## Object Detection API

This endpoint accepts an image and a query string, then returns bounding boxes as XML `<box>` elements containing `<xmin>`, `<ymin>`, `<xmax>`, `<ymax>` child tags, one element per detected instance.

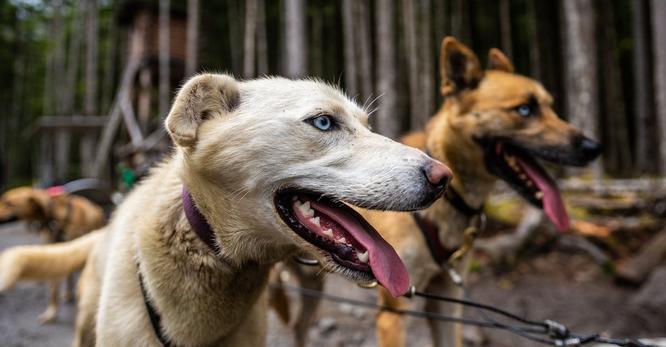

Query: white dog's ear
<box><xmin>165</xmin><ymin>73</ymin><xmax>240</xmax><ymax>147</ymax></box>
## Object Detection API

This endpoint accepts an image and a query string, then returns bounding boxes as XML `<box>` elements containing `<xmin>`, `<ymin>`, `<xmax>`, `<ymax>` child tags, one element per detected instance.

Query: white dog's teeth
<box><xmin>338</xmin><ymin>237</ymin><xmax>346</xmax><ymax>244</ymax></box>
<box><xmin>297</xmin><ymin>201</ymin><xmax>315</xmax><ymax>217</ymax></box>
<box><xmin>535</xmin><ymin>191</ymin><xmax>544</xmax><ymax>199</ymax></box>
<box><xmin>323</xmin><ymin>229</ymin><xmax>334</xmax><ymax>237</ymax></box>
<box><xmin>292</xmin><ymin>196</ymin><xmax>298</xmax><ymax>202</ymax></box>
<box><xmin>357</xmin><ymin>251</ymin><xmax>369</xmax><ymax>263</ymax></box>
<box><xmin>310</xmin><ymin>217</ymin><xmax>320</xmax><ymax>227</ymax></box>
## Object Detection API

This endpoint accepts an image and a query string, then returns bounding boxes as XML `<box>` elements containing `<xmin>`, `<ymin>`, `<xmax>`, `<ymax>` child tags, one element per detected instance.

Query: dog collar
<box><xmin>412</xmin><ymin>212</ymin><xmax>458</xmax><ymax>266</ymax></box>
<box><xmin>444</xmin><ymin>186</ymin><xmax>483</xmax><ymax>218</ymax></box>
<box><xmin>182</xmin><ymin>186</ymin><xmax>219</xmax><ymax>253</ymax></box>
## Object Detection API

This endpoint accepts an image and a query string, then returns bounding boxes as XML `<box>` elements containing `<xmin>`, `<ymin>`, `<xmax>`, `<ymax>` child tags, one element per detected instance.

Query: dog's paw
<box><xmin>38</xmin><ymin>306</ymin><xmax>57</xmax><ymax>324</ymax></box>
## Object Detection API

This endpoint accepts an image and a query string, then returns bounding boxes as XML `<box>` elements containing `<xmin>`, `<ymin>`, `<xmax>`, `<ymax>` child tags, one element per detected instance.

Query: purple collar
<box><xmin>182</xmin><ymin>186</ymin><xmax>219</xmax><ymax>253</ymax></box>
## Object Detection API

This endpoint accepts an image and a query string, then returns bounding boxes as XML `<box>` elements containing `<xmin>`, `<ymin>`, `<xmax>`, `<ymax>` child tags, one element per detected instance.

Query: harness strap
<box><xmin>412</xmin><ymin>212</ymin><xmax>458</xmax><ymax>266</ymax></box>
<box><xmin>137</xmin><ymin>185</ymin><xmax>217</xmax><ymax>347</ymax></box>
<box><xmin>138</xmin><ymin>271</ymin><xmax>176</xmax><ymax>347</ymax></box>
<box><xmin>444</xmin><ymin>187</ymin><xmax>482</xmax><ymax>218</ymax></box>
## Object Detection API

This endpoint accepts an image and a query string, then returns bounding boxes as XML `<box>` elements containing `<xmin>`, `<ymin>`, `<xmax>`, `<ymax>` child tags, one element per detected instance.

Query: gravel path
<box><xmin>1</xmin><ymin>222</ymin><xmax>664</xmax><ymax>346</ymax></box>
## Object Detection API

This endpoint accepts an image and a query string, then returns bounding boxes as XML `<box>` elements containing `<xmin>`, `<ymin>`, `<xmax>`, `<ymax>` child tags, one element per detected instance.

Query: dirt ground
<box><xmin>1</xmin><ymin>221</ymin><xmax>665</xmax><ymax>347</ymax></box>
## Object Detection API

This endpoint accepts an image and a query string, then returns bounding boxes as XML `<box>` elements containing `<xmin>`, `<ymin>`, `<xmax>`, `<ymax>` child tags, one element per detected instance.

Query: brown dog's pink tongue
<box><xmin>516</xmin><ymin>159</ymin><xmax>570</xmax><ymax>232</ymax></box>
<box><xmin>310</xmin><ymin>201</ymin><xmax>410</xmax><ymax>297</ymax></box>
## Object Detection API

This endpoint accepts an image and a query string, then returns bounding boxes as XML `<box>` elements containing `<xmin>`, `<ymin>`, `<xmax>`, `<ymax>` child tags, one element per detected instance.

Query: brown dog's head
<box><xmin>433</xmin><ymin>37</ymin><xmax>602</xmax><ymax>231</ymax></box>
<box><xmin>0</xmin><ymin>187</ymin><xmax>50</xmax><ymax>224</ymax></box>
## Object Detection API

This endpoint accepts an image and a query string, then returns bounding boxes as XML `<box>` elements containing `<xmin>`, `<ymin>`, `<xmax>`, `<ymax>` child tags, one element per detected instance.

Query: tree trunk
<box><xmin>402</xmin><ymin>0</ymin><xmax>422</xmax><ymax>130</ymax></box>
<box><xmin>374</xmin><ymin>0</ymin><xmax>400</xmax><ymax>139</ymax></box>
<box><xmin>419</xmin><ymin>0</ymin><xmax>435</xmax><ymax>125</ymax></box>
<box><xmin>185</xmin><ymin>0</ymin><xmax>199</xmax><ymax>77</ymax></box>
<box><xmin>227</xmin><ymin>0</ymin><xmax>242</xmax><ymax>75</ymax></box>
<box><xmin>355</xmin><ymin>0</ymin><xmax>373</xmax><ymax>101</ymax></box>
<box><xmin>433</xmin><ymin>0</ymin><xmax>448</xmax><ymax>46</ymax></box>
<box><xmin>159</xmin><ymin>0</ymin><xmax>170</xmax><ymax>119</ymax></box>
<box><xmin>243</xmin><ymin>0</ymin><xmax>257</xmax><ymax>78</ymax></box>
<box><xmin>81</xmin><ymin>0</ymin><xmax>99</xmax><ymax>177</ymax></box>
<box><xmin>527</xmin><ymin>0</ymin><xmax>541</xmax><ymax>80</ymax></box>
<box><xmin>598</xmin><ymin>0</ymin><xmax>631</xmax><ymax>176</ymax></box>
<box><xmin>341</xmin><ymin>0</ymin><xmax>358</xmax><ymax>97</ymax></box>
<box><xmin>283</xmin><ymin>0</ymin><xmax>307</xmax><ymax>78</ymax></box>
<box><xmin>256</xmin><ymin>0</ymin><xmax>268</xmax><ymax>75</ymax></box>
<box><xmin>101</xmin><ymin>11</ymin><xmax>117</xmax><ymax>113</ymax></box>
<box><xmin>634</xmin><ymin>0</ymin><xmax>656</xmax><ymax>174</ymax></box>
<box><xmin>451</xmin><ymin>0</ymin><xmax>471</xmax><ymax>45</ymax></box>
<box><xmin>651</xmin><ymin>0</ymin><xmax>666</xmax><ymax>174</ymax></box>
<box><xmin>499</xmin><ymin>0</ymin><xmax>512</xmax><ymax>60</ymax></box>
<box><xmin>561</xmin><ymin>0</ymin><xmax>601</xmax><ymax>177</ymax></box>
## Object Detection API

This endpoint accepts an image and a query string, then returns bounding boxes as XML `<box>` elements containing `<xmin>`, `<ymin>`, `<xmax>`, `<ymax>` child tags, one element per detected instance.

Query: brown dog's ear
<box><xmin>27</xmin><ymin>191</ymin><xmax>50</xmax><ymax>220</ymax></box>
<box><xmin>439</xmin><ymin>37</ymin><xmax>483</xmax><ymax>96</ymax></box>
<box><xmin>487</xmin><ymin>48</ymin><xmax>515</xmax><ymax>73</ymax></box>
<box><xmin>165</xmin><ymin>74</ymin><xmax>240</xmax><ymax>148</ymax></box>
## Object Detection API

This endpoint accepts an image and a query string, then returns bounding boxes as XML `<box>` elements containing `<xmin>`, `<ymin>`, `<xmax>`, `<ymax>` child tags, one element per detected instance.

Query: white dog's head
<box><xmin>166</xmin><ymin>74</ymin><xmax>451</xmax><ymax>296</ymax></box>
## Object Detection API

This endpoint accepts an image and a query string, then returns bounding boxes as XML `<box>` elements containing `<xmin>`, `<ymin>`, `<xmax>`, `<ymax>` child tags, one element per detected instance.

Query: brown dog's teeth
<box><xmin>535</xmin><ymin>191</ymin><xmax>544</xmax><ymax>199</ymax></box>
<box><xmin>519</xmin><ymin>174</ymin><xmax>527</xmax><ymax>180</ymax></box>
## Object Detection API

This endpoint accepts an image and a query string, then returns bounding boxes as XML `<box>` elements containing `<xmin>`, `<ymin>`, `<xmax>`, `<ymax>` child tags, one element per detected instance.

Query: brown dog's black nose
<box><xmin>574</xmin><ymin>136</ymin><xmax>603</xmax><ymax>161</ymax></box>
<box><xmin>423</xmin><ymin>161</ymin><xmax>453</xmax><ymax>190</ymax></box>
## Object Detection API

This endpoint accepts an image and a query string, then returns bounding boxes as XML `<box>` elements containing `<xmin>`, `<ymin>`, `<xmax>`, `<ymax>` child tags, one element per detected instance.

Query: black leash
<box><xmin>272</xmin><ymin>282</ymin><xmax>660</xmax><ymax>347</ymax></box>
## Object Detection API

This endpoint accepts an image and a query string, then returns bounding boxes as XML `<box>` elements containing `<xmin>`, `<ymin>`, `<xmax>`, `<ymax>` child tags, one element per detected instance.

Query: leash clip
<box><xmin>545</xmin><ymin>319</ymin><xmax>570</xmax><ymax>340</ymax></box>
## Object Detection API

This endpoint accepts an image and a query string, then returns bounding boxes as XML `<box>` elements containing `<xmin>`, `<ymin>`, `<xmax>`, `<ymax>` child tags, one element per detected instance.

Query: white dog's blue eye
<box><xmin>516</xmin><ymin>104</ymin><xmax>532</xmax><ymax>117</ymax></box>
<box><xmin>312</xmin><ymin>115</ymin><xmax>333</xmax><ymax>131</ymax></box>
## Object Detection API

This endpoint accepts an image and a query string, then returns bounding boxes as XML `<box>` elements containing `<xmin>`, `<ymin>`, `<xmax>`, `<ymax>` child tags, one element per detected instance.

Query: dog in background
<box><xmin>0</xmin><ymin>186</ymin><xmax>105</xmax><ymax>322</ymax></box>
<box><xmin>274</xmin><ymin>36</ymin><xmax>603</xmax><ymax>347</ymax></box>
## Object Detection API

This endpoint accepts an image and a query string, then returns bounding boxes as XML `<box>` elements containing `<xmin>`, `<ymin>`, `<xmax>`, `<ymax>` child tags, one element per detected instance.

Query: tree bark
<box><xmin>283</xmin><ymin>0</ymin><xmax>307</xmax><ymax>78</ymax></box>
<box><xmin>227</xmin><ymin>0</ymin><xmax>242</xmax><ymax>75</ymax></box>
<box><xmin>499</xmin><ymin>0</ymin><xmax>512</xmax><ymax>60</ymax></box>
<box><xmin>598</xmin><ymin>0</ymin><xmax>631</xmax><ymax>176</ymax></box>
<box><xmin>159</xmin><ymin>0</ymin><xmax>170</xmax><ymax>119</ymax></box>
<box><xmin>651</xmin><ymin>0</ymin><xmax>666</xmax><ymax>174</ymax></box>
<box><xmin>402</xmin><ymin>0</ymin><xmax>422</xmax><ymax>130</ymax></box>
<box><xmin>185</xmin><ymin>0</ymin><xmax>199</xmax><ymax>77</ymax></box>
<box><xmin>374</xmin><ymin>0</ymin><xmax>400</xmax><ymax>139</ymax></box>
<box><xmin>561</xmin><ymin>0</ymin><xmax>602</xmax><ymax>177</ymax></box>
<box><xmin>101</xmin><ymin>11</ymin><xmax>117</xmax><ymax>113</ymax></box>
<box><xmin>256</xmin><ymin>0</ymin><xmax>268</xmax><ymax>75</ymax></box>
<box><xmin>633</xmin><ymin>0</ymin><xmax>656</xmax><ymax>174</ymax></box>
<box><xmin>81</xmin><ymin>0</ymin><xmax>99</xmax><ymax>177</ymax></box>
<box><xmin>419</xmin><ymin>0</ymin><xmax>435</xmax><ymax>126</ymax></box>
<box><xmin>355</xmin><ymin>0</ymin><xmax>373</xmax><ymax>102</ymax></box>
<box><xmin>243</xmin><ymin>0</ymin><xmax>257</xmax><ymax>78</ymax></box>
<box><xmin>527</xmin><ymin>0</ymin><xmax>541</xmax><ymax>80</ymax></box>
<box><xmin>341</xmin><ymin>0</ymin><xmax>358</xmax><ymax>97</ymax></box>
<box><xmin>451</xmin><ymin>0</ymin><xmax>471</xmax><ymax>45</ymax></box>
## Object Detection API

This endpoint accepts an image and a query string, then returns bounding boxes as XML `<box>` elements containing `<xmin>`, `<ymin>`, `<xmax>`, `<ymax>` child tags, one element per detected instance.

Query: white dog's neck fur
<box><xmin>133</xmin><ymin>156</ymin><xmax>275</xmax><ymax>345</ymax></box>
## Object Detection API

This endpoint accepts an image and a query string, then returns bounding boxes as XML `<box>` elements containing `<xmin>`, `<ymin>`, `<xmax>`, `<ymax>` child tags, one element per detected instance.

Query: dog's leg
<box><xmin>376</xmin><ymin>287</ymin><xmax>407</xmax><ymax>347</ymax></box>
<box><xmin>72</xmin><ymin>262</ymin><xmax>99</xmax><ymax>347</ymax></box>
<box><xmin>39</xmin><ymin>281</ymin><xmax>59</xmax><ymax>323</ymax></box>
<box><xmin>63</xmin><ymin>274</ymin><xmax>75</xmax><ymax>303</ymax></box>
<box><xmin>424</xmin><ymin>274</ymin><xmax>463</xmax><ymax>347</ymax></box>
<box><xmin>286</xmin><ymin>259</ymin><xmax>324</xmax><ymax>347</ymax></box>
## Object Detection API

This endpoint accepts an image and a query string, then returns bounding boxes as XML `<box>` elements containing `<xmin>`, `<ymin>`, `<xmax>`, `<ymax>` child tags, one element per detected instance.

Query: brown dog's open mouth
<box><xmin>483</xmin><ymin>141</ymin><xmax>569</xmax><ymax>232</ymax></box>
<box><xmin>274</xmin><ymin>190</ymin><xmax>409</xmax><ymax>297</ymax></box>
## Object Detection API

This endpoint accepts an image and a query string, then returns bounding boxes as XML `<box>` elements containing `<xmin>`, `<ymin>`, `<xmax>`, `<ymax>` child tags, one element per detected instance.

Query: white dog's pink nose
<box><xmin>424</xmin><ymin>161</ymin><xmax>453</xmax><ymax>189</ymax></box>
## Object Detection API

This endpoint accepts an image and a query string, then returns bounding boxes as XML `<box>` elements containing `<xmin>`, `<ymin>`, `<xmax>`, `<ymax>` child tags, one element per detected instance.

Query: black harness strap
<box><xmin>412</xmin><ymin>212</ymin><xmax>458</xmax><ymax>266</ymax></box>
<box><xmin>138</xmin><ymin>271</ymin><xmax>175</xmax><ymax>347</ymax></box>
<box><xmin>444</xmin><ymin>186</ymin><xmax>482</xmax><ymax>218</ymax></box>
<box><xmin>136</xmin><ymin>186</ymin><xmax>218</xmax><ymax>347</ymax></box>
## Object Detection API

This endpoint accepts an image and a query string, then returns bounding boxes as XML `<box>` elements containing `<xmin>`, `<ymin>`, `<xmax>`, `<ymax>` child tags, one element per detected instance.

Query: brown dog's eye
<box><xmin>516</xmin><ymin>104</ymin><xmax>532</xmax><ymax>117</ymax></box>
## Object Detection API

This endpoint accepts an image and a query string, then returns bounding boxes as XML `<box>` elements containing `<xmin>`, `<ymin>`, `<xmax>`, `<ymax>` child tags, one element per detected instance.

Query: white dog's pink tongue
<box><xmin>516</xmin><ymin>159</ymin><xmax>570</xmax><ymax>232</ymax></box>
<box><xmin>310</xmin><ymin>201</ymin><xmax>410</xmax><ymax>297</ymax></box>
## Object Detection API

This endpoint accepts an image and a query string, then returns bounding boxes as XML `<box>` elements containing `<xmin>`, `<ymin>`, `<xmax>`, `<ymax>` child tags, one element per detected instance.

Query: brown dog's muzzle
<box><xmin>571</xmin><ymin>135</ymin><xmax>603</xmax><ymax>165</ymax></box>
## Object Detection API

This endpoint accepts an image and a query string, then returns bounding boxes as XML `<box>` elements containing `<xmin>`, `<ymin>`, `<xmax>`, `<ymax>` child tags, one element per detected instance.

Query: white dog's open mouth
<box><xmin>274</xmin><ymin>190</ymin><xmax>409</xmax><ymax>297</ymax></box>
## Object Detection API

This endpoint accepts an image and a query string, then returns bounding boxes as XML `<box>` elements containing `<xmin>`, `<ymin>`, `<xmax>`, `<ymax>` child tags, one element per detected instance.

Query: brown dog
<box><xmin>278</xmin><ymin>36</ymin><xmax>602</xmax><ymax>347</ymax></box>
<box><xmin>0</xmin><ymin>186</ymin><xmax>105</xmax><ymax>322</ymax></box>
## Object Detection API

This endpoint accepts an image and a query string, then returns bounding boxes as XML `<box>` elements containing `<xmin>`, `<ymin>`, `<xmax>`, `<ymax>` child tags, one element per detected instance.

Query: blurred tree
<box><xmin>82</xmin><ymin>0</ymin><xmax>99</xmax><ymax>176</ymax></box>
<box><xmin>652</xmin><ymin>0</ymin><xmax>666</xmax><ymax>174</ymax></box>
<box><xmin>158</xmin><ymin>0</ymin><xmax>170</xmax><ymax>119</ymax></box>
<box><xmin>598</xmin><ymin>0</ymin><xmax>631</xmax><ymax>176</ymax></box>
<box><xmin>341</xmin><ymin>0</ymin><xmax>357</xmax><ymax>97</ymax></box>
<box><xmin>255</xmin><ymin>0</ymin><xmax>268</xmax><ymax>75</ymax></box>
<box><xmin>374</xmin><ymin>0</ymin><xmax>400</xmax><ymax>138</ymax></box>
<box><xmin>283</xmin><ymin>0</ymin><xmax>307</xmax><ymax>78</ymax></box>
<box><xmin>499</xmin><ymin>0</ymin><xmax>512</xmax><ymax>60</ymax></box>
<box><xmin>243</xmin><ymin>0</ymin><xmax>257</xmax><ymax>78</ymax></box>
<box><xmin>633</xmin><ymin>0</ymin><xmax>656</xmax><ymax>174</ymax></box>
<box><xmin>562</xmin><ymin>0</ymin><xmax>602</xmax><ymax>178</ymax></box>
<box><xmin>419</xmin><ymin>0</ymin><xmax>435</xmax><ymax>125</ymax></box>
<box><xmin>185</xmin><ymin>0</ymin><xmax>199</xmax><ymax>77</ymax></box>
